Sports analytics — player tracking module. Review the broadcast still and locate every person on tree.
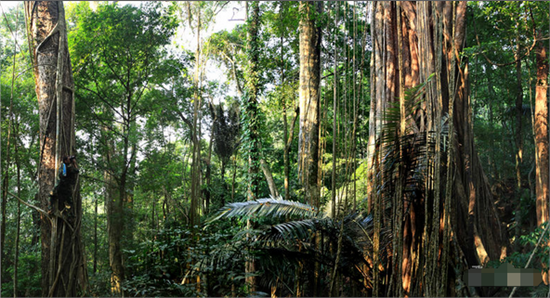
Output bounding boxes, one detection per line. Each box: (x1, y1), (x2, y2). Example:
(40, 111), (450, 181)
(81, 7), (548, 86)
(49, 155), (79, 212)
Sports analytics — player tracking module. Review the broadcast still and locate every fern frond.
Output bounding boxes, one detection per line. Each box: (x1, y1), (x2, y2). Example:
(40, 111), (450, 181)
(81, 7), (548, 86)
(207, 196), (322, 224)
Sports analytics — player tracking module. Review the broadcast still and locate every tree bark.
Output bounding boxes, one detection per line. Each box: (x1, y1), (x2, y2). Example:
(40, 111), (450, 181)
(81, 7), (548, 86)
(368, 2), (504, 296)
(298, 1), (322, 208)
(25, 2), (86, 296)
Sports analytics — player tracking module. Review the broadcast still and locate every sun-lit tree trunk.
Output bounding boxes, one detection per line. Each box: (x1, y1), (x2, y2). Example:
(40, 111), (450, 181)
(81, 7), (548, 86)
(534, 34), (549, 284)
(368, 2), (505, 296)
(25, 1), (86, 296)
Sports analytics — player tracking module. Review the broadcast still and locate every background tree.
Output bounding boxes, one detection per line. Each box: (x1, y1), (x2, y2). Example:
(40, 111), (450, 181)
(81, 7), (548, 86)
(69, 2), (177, 294)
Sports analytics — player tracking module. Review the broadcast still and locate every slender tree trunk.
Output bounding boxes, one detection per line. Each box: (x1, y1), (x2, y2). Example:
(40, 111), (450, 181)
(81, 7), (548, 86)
(190, 7), (202, 230)
(14, 120), (22, 297)
(93, 193), (98, 274)
(1, 42), (17, 279)
(280, 18), (290, 201)
(514, 22), (524, 192)
(514, 29), (524, 252)
(331, 2), (339, 219)
(25, 2), (86, 296)
(231, 155), (237, 202)
(534, 35), (549, 284)
(206, 114), (215, 214)
(220, 160), (226, 206)
(1, 63), (14, 287)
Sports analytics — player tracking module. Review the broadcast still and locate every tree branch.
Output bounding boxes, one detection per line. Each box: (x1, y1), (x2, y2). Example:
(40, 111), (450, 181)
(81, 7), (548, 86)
(8, 191), (51, 224)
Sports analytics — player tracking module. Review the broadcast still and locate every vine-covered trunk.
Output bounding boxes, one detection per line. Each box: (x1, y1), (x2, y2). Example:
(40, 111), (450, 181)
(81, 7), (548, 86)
(367, 2), (505, 296)
(244, 1), (261, 292)
(25, 1), (86, 296)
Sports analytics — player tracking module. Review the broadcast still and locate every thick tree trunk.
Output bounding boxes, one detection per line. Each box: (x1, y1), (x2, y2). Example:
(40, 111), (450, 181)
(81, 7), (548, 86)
(298, 1), (322, 208)
(368, 2), (504, 296)
(298, 3), (323, 296)
(25, 2), (86, 296)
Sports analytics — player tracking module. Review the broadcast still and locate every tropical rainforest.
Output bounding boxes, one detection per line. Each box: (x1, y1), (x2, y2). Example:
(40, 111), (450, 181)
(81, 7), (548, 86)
(0, 1), (549, 297)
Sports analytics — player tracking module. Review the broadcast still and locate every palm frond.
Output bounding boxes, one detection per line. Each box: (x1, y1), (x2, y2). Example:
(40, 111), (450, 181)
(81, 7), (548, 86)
(206, 196), (322, 224)
(259, 218), (335, 244)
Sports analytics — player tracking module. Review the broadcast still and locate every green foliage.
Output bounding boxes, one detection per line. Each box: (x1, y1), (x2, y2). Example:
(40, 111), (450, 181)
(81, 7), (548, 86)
(1, 244), (41, 297)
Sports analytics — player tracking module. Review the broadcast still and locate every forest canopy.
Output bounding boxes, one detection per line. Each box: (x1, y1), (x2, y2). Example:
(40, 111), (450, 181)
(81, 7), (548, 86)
(1, 1), (549, 297)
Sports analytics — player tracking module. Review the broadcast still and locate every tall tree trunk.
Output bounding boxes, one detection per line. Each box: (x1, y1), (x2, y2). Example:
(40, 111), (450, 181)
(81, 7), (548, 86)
(534, 34), (549, 284)
(244, 2), (261, 292)
(14, 120), (22, 297)
(189, 5), (202, 230)
(103, 126), (124, 296)
(25, 1), (86, 296)
(1, 51), (15, 285)
(298, 3), (323, 296)
(1, 37), (18, 280)
(298, 1), (322, 208)
(514, 18), (524, 192)
(513, 17), (524, 251)
(368, 2), (504, 296)
(281, 26), (290, 201)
